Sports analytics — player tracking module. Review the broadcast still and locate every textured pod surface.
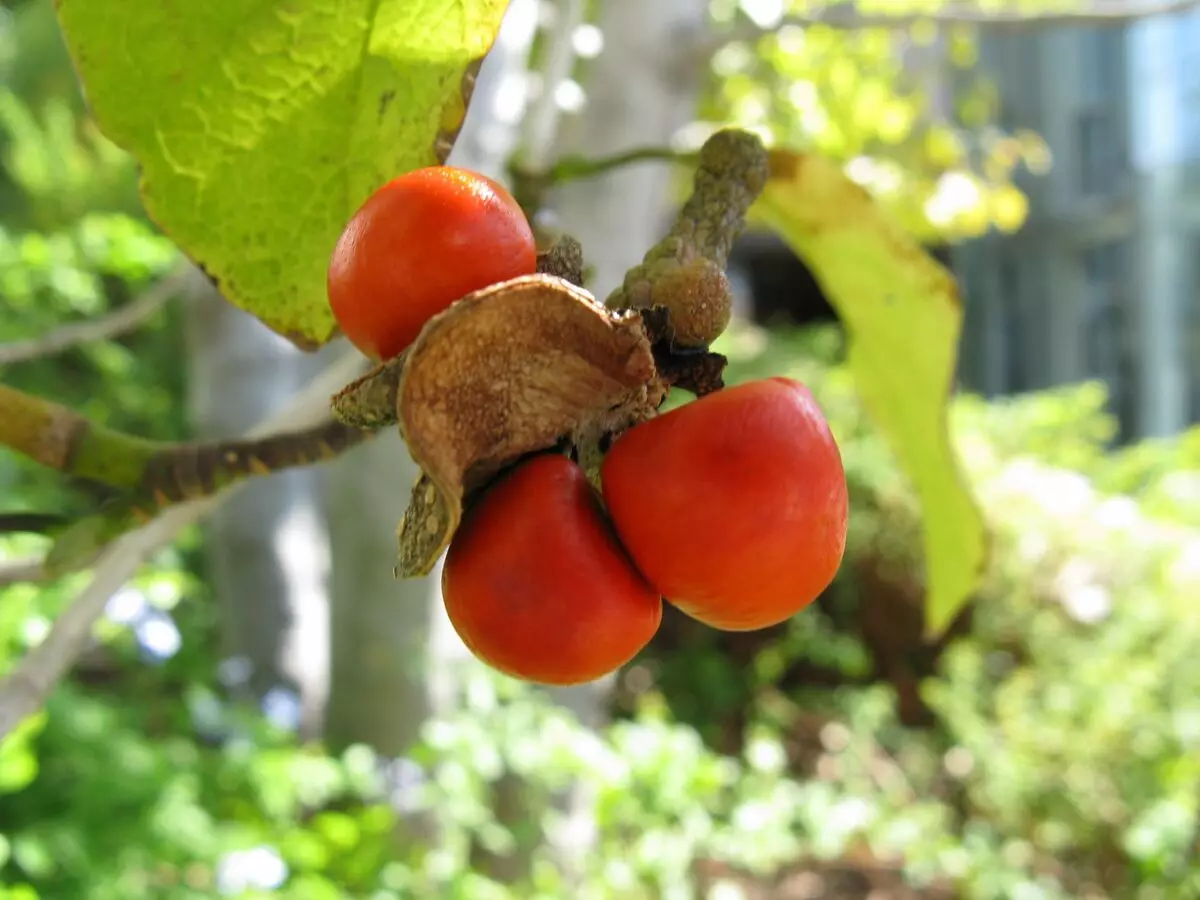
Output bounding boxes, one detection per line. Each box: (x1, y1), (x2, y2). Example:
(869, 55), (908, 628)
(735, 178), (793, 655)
(600, 377), (848, 631)
(442, 454), (662, 685)
(394, 273), (662, 576)
(648, 257), (733, 348)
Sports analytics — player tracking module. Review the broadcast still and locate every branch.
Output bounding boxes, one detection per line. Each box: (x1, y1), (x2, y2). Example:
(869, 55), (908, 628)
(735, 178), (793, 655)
(511, 146), (694, 208)
(544, 146), (694, 184)
(0, 350), (370, 740)
(1, 356), (373, 575)
(0, 262), (190, 367)
(44, 416), (372, 576)
(0, 377), (371, 496)
(520, 0), (586, 170)
(711, 0), (1200, 42)
(0, 383), (163, 488)
(0, 556), (48, 588)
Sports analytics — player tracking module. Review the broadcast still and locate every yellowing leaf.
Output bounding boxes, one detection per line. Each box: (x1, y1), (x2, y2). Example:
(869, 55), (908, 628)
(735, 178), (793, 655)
(56, 0), (510, 348)
(753, 151), (987, 635)
(956, 201), (992, 240)
(990, 184), (1029, 233)
(924, 126), (966, 169)
(908, 19), (939, 47)
(877, 98), (916, 145)
(1016, 129), (1053, 175)
(949, 30), (979, 69)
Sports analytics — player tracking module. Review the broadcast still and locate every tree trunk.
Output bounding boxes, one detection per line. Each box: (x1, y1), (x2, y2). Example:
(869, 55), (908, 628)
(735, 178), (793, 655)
(321, 427), (435, 757)
(320, 0), (543, 817)
(183, 270), (333, 741)
(551, 0), (709, 297)
(523, 0), (713, 877)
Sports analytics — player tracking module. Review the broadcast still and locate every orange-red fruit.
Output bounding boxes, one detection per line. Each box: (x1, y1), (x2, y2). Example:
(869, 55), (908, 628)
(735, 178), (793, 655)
(442, 454), (663, 686)
(600, 377), (848, 632)
(327, 166), (537, 361)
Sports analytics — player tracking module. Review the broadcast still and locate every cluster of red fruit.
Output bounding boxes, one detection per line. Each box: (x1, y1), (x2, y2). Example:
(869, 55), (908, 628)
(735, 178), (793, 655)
(328, 166), (849, 687)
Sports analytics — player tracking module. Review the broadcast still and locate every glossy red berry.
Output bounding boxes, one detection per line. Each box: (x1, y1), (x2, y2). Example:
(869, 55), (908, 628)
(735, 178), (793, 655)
(442, 454), (663, 685)
(327, 166), (537, 360)
(600, 377), (848, 631)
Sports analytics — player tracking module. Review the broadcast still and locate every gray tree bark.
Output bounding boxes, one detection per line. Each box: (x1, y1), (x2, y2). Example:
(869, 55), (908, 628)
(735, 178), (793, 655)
(183, 271), (334, 741)
(322, 427), (433, 756)
(321, 0), (542, 782)
(551, 0), (710, 297)
(519, 0), (713, 877)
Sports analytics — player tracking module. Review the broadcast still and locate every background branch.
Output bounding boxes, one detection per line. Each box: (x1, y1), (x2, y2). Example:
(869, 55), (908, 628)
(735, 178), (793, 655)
(0, 556), (49, 588)
(0, 349), (371, 739)
(0, 262), (190, 367)
(710, 0), (1200, 45)
(0, 383), (162, 487)
(512, 145), (693, 209)
(520, 0), (585, 171)
(41, 416), (373, 577)
(0, 373), (371, 496)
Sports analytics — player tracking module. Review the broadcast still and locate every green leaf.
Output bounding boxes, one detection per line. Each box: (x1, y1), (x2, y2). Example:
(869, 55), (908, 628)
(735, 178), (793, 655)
(55, 0), (510, 348)
(754, 151), (987, 635)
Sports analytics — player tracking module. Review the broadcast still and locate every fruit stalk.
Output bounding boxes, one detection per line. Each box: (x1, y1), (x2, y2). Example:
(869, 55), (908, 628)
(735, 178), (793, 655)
(606, 129), (769, 348)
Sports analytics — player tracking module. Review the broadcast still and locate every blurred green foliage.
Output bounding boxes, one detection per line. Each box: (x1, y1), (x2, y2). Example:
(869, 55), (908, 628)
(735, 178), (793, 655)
(16, 258), (1192, 892)
(4, 318), (1199, 898)
(699, 0), (1049, 240)
(4, 2), (1200, 899)
(0, 0), (183, 518)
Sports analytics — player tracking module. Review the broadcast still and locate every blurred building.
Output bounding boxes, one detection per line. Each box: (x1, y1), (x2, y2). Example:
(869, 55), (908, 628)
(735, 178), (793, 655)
(954, 8), (1200, 441)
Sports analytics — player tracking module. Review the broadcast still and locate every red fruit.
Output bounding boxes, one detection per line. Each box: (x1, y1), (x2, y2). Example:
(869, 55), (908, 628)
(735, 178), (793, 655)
(600, 377), (848, 632)
(442, 454), (663, 686)
(327, 166), (537, 360)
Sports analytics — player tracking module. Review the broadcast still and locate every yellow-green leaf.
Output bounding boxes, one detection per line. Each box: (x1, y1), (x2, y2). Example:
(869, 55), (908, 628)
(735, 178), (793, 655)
(753, 151), (987, 635)
(55, 0), (510, 348)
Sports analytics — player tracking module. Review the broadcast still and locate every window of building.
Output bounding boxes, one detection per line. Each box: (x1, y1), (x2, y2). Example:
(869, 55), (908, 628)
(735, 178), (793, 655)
(1079, 27), (1126, 105)
(998, 253), (1027, 393)
(1077, 27), (1129, 198)
(1082, 241), (1136, 437)
(1178, 17), (1200, 165)
(1078, 110), (1126, 196)
(1189, 251), (1200, 424)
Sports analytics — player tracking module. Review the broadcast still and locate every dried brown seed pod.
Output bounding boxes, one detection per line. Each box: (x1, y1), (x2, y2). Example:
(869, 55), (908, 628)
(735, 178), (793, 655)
(392, 273), (664, 576)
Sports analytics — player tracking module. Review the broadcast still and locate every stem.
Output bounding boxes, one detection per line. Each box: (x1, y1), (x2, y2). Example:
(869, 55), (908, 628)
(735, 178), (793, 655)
(606, 128), (768, 312)
(137, 419), (368, 508)
(510, 145), (694, 212)
(755, 0), (1199, 31)
(1, 364), (374, 576)
(0, 263), (188, 366)
(0, 384), (162, 488)
(544, 146), (693, 185)
(0, 375), (373, 498)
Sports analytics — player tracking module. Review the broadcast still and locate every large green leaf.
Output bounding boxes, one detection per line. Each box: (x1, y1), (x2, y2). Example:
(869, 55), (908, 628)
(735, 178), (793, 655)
(755, 151), (987, 635)
(55, 0), (510, 348)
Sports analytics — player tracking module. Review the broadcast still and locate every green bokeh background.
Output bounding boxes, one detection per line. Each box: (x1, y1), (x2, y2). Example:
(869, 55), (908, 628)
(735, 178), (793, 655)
(3, 2), (1200, 899)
